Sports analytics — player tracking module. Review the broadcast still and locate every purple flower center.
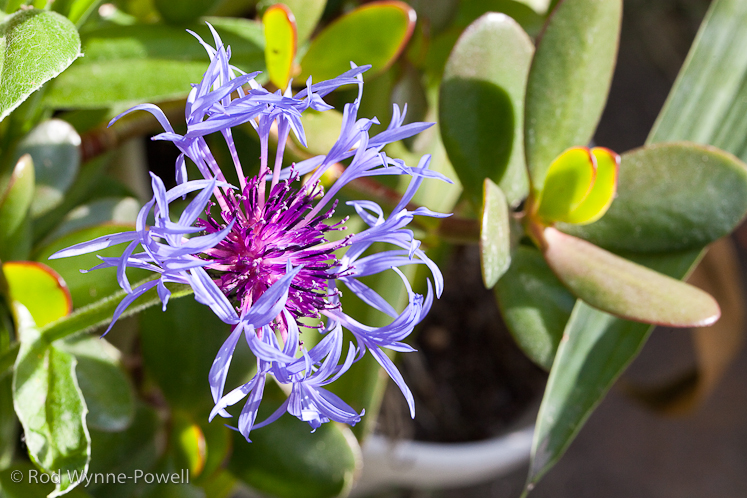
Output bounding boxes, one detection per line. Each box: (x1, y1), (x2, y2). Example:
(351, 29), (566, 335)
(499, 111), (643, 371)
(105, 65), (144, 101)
(199, 173), (349, 324)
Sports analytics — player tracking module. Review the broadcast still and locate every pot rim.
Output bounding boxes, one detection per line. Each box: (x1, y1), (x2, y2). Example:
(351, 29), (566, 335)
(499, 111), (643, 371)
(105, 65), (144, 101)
(350, 424), (534, 495)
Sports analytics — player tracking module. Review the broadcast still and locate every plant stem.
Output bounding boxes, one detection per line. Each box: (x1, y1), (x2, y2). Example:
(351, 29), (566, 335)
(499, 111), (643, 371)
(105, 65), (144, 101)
(437, 217), (481, 244)
(0, 279), (193, 379)
(79, 100), (186, 163)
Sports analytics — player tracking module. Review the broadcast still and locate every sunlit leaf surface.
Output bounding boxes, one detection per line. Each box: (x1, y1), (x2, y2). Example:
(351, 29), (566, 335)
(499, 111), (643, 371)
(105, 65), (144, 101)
(524, 0), (621, 193)
(263, 4), (296, 90)
(480, 178), (511, 288)
(0, 9), (81, 121)
(299, 2), (415, 82)
(440, 12), (533, 206)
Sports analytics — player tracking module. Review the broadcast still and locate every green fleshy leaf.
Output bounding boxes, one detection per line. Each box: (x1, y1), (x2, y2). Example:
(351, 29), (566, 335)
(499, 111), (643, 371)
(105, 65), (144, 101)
(32, 197), (139, 310)
(0, 9), (81, 122)
(440, 12), (533, 206)
(44, 19), (264, 109)
(353, 66), (396, 137)
(46, 58), (207, 108)
(392, 63), (428, 128)
(0, 214), (31, 262)
(30, 155), (115, 245)
(524, 0), (621, 193)
(3, 261), (71, 328)
(409, 138), (461, 216)
(562, 147), (619, 225)
(57, 334), (135, 433)
(0, 155), (34, 259)
(40, 278), (192, 343)
(3, 0), (20, 13)
(525, 246), (703, 490)
(228, 389), (359, 498)
(298, 2), (415, 82)
(515, 0), (552, 14)
(414, 17), (449, 75)
(11, 303), (90, 497)
(527, 0), (747, 490)
(541, 227), (719, 327)
(455, 0), (546, 38)
(14, 119), (81, 218)
(494, 245), (574, 370)
(407, 0), (458, 33)
(389, 83), (461, 214)
(535, 147), (595, 223)
(480, 178), (511, 288)
(273, 0), (327, 45)
(263, 4), (296, 90)
(559, 143), (747, 253)
(38, 197), (140, 249)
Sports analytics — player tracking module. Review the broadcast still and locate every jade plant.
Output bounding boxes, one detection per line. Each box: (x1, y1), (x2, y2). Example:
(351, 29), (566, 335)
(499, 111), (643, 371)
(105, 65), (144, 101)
(0, 0), (746, 497)
(438, 0), (747, 492)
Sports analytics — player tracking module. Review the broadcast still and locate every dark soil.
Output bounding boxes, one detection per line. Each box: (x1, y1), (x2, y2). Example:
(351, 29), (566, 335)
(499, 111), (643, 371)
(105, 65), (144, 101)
(377, 245), (547, 443)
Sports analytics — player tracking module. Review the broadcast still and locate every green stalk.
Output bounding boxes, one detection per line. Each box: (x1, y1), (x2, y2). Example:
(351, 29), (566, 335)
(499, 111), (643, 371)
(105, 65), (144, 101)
(0, 278), (193, 379)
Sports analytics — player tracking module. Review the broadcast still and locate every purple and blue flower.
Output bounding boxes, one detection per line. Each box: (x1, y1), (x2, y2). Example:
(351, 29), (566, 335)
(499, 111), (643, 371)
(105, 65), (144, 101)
(50, 25), (449, 441)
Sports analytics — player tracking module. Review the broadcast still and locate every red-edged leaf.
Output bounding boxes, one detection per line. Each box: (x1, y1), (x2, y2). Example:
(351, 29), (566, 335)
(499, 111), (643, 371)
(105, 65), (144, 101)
(263, 4), (297, 90)
(3, 261), (72, 328)
(541, 227), (720, 327)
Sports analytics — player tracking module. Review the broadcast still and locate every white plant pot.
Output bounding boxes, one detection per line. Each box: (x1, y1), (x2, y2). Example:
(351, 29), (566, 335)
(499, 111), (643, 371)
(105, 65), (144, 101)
(350, 424), (535, 496)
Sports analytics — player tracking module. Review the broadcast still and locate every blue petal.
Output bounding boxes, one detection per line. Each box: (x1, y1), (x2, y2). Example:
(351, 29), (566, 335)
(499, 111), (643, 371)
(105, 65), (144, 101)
(178, 177), (217, 226)
(109, 104), (175, 133)
(369, 346), (414, 418)
(209, 373), (261, 422)
(238, 374), (266, 442)
(48, 231), (137, 259)
(339, 277), (398, 317)
(189, 266), (238, 324)
(101, 279), (159, 336)
(209, 325), (243, 404)
(243, 324), (295, 363)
